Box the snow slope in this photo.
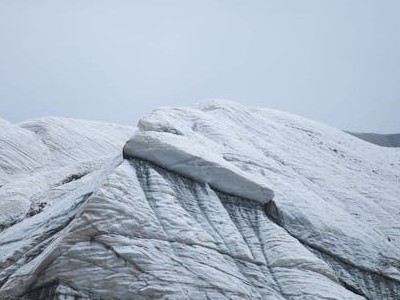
[0,101,399,299]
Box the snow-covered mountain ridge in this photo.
[0,100,399,299]
[348,132,400,148]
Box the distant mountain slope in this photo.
[348,132,400,147]
[0,101,399,300]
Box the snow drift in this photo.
[0,100,399,299]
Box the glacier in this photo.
[0,100,399,299]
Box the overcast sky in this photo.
[0,1,399,133]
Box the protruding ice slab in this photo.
[123,131,274,204]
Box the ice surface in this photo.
[1,101,399,299]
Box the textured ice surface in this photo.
[1,101,400,299]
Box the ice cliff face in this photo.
[0,100,399,300]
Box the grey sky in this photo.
[0,0,399,133]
